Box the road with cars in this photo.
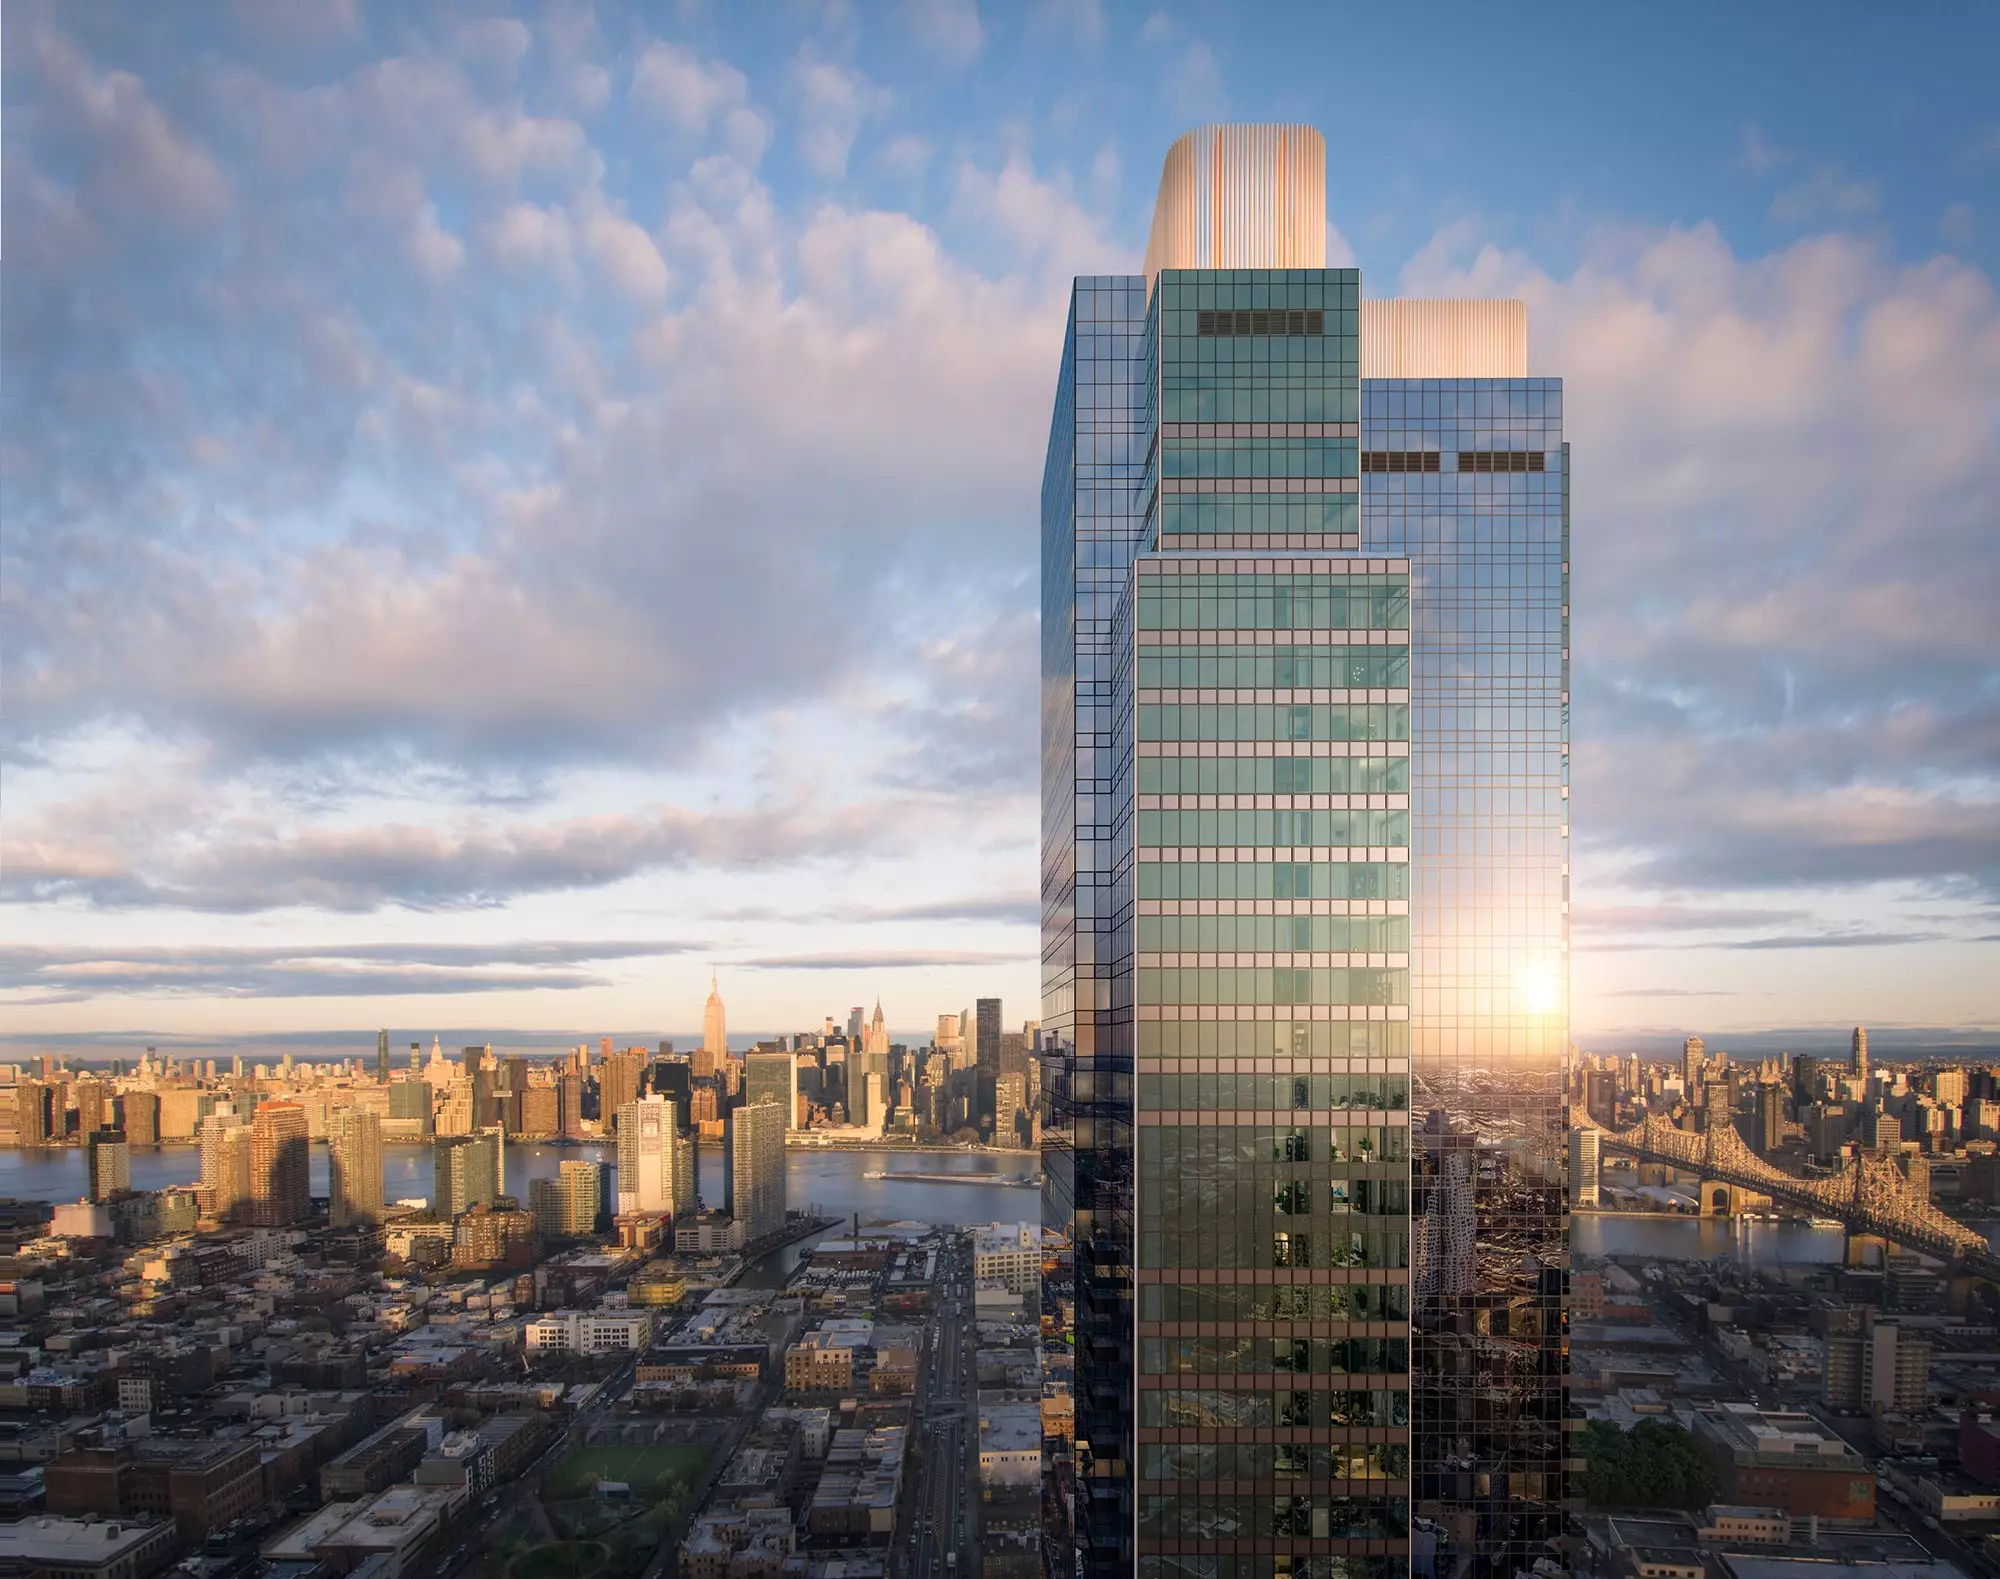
[908,1232,980,1579]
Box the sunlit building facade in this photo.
[1043,125,1568,1579]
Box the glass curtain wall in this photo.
[1363,380,1570,1579]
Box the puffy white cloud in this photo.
[791,56,888,179]
[21,15,230,231]
[630,40,750,135]
[578,201,670,302]
[1770,164,1880,223]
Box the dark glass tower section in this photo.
[1370,381,1570,1579]
[1042,273,1153,1576]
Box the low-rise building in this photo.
[0,1514,177,1579]
[319,1422,427,1500]
[522,1309,653,1354]
[977,1404,1041,1491]
[1693,1404,1875,1521]
[44,1435,265,1540]
[638,1344,768,1385]
[786,1333,855,1394]
[1696,1506,1791,1546]
[262,1482,465,1572]
[971,1224,1039,1296]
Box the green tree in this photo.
[1579,1419,1718,1510]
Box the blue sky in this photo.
[3,0,1998,1051]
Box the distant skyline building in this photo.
[122,1090,160,1146]
[1041,122,1568,1577]
[746,1051,800,1129]
[1568,1125,1600,1208]
[1684,1034,1707,1090]
[328,1109,384,1227]
[1853,1025,1870,1084]
[601,1050,645,1124]
[973,996,1001,1134]
[376,1029,390,1084]
[701,974,728,1075]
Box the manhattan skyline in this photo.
[5,3,1999,1044]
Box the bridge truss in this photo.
[1571,1104,1990,1266]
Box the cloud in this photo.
[1941,202,1976,249]
[735,949,1030,970]
[864,893,1039,925]
[1770,165,1880,224]
[1713,930,1950,951]
[1574,904,1814,934]
[791,57,887,178]
[879,135,931,180]
[904,0,984,63]
[0,940,697,1002]
[1032,0,1105,46]
[629,41,749,135]
[3,782,944,912]
[577,199,670,301]
[1404,219,2000,917]
[20,15,230,232]
[1736,123,1791,176]
[1136,14,1223,120]
[1604,989,1738,998]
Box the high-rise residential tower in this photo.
[724,1099,787,1244]
[434,1132,500,1219]
[328,1109,384,1226]
[615,1094,679,1217]
[87,1129,130,1202]
[1041,125,1569,1579]
[249,1101,311,1227]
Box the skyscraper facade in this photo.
[747,1051,800,1129]
[724,1099,786,1244]
[434,1132,500,1219]
[328,1109,384,1227]
[602,1050,645,1125]
[377,1029,390,1084]
[702,975,728,1077]
[87,1129,131,1202]
[249,1100,311,1227]
[123,1090,160,1146]
[1041,125,1569,1579]
[616,1094,677,1216]
[531,1157,604,1238]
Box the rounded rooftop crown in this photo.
[1143,124,1327,280]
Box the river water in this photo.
[1575,1210,2000,1263]
[33,1146,1985,1276]
[0,1143,1039,1231]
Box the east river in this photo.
[0,1142,1039,1241]
[1576,1210,2000,1262]
[10,1146,1994,1274]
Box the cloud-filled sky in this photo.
[4,0,1998,1051]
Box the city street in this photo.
[907,1233,980,1579]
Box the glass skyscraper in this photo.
[1042,126,1568,1579]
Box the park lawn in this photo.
[542,1444,708,1505]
